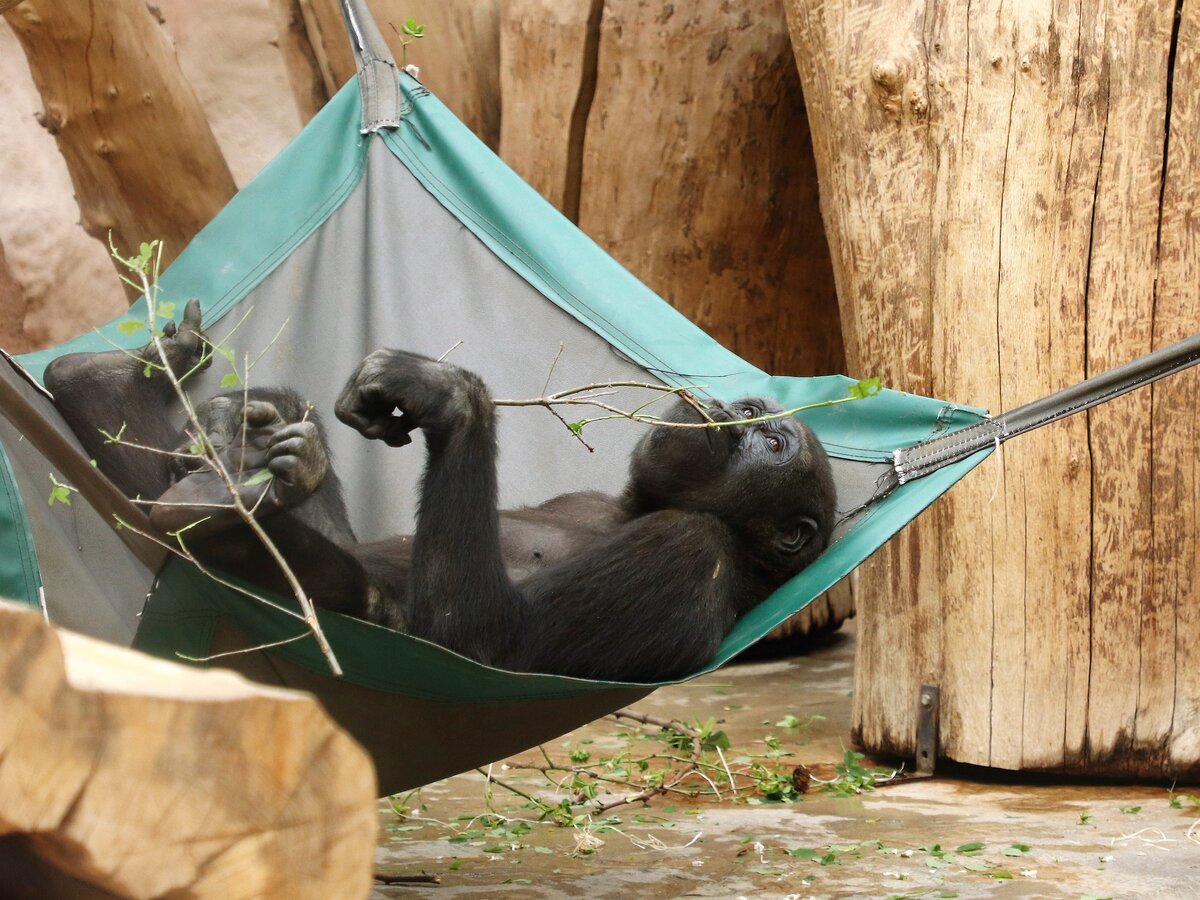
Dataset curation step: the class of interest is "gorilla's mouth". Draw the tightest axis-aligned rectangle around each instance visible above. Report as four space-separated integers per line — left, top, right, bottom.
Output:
697 399 743 457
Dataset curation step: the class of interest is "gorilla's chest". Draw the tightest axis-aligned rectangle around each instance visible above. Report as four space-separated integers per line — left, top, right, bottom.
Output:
498 491 625 582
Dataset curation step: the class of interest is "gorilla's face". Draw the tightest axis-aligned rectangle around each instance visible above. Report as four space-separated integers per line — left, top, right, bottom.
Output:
624 396 837 579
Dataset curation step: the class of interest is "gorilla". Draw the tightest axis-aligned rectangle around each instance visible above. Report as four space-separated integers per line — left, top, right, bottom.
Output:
46 301 836 681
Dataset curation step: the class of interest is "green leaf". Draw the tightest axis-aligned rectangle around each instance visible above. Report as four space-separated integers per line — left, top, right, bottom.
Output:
242 469 274 487
568 420 585 435
955 842 985 854
776 714 801 729
1002 844 1030 856
449 860 462 871
988 870 1014 879
132 241 155 272
958 858 991 872
1119 805 1142 815
220 372 241 389
848 376 882 400
117 319 146 336
787 848 819 859
157 300 176 319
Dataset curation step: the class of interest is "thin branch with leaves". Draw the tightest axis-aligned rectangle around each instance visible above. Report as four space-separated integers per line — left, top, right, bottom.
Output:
103 238 343 676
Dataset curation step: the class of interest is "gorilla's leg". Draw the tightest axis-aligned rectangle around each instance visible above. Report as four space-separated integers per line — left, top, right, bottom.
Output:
45 299 209 499
335 349 523 665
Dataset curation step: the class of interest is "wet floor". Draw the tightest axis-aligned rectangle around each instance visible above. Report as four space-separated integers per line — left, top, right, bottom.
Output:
372 624 1200 898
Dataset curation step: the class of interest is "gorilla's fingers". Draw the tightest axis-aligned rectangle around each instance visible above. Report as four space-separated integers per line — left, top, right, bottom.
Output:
337 381 397 436
162 320 178 339
380 420 414 447
243 400 284 429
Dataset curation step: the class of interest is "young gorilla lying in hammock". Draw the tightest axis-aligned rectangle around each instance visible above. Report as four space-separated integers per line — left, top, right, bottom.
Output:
46 301 836 681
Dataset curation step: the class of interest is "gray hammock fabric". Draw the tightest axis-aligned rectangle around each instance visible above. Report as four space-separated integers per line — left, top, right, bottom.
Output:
2 0 1197 793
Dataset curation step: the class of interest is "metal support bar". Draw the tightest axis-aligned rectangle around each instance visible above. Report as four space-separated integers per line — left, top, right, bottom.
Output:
915 684 939 775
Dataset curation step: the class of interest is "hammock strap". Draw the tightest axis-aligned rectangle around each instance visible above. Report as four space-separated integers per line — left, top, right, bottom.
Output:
893 332 1200 484
339 0 403 133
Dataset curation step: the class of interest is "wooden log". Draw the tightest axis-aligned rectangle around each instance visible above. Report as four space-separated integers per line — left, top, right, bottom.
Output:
574 0 844 378
0 602 377 898
498 0 600 216
0 239 34 354
3 0 236 284
785 0 1200 778
268 0 334 124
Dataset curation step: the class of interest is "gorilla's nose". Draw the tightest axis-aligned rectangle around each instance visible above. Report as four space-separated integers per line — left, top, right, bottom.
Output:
700 399 745 449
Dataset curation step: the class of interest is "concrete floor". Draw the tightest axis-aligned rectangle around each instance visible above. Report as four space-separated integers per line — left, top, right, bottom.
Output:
372 625 1200 898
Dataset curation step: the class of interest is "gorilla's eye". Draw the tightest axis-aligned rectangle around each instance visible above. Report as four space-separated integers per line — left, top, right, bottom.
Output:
740 406 756 418
766 434 783 452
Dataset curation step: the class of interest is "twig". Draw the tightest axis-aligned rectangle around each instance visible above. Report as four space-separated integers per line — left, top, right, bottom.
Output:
608 708 698 735
541 341 565 398
437 340 463 362
176 630 311 663
125 245 342 677
475 767 550 811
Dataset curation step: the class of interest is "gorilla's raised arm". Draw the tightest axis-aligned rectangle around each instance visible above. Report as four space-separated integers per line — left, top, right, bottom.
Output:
335 350 523 664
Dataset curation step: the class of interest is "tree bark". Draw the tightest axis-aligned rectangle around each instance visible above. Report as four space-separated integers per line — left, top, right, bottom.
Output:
268 0 335 124
786 0 1199 778
498 0 600 216
0 602 377 898
4 0 236 286
0 239 37 354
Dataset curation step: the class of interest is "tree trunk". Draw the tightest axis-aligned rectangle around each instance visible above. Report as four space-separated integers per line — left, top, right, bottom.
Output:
0 239 37 354
498 0 601 217
4 0 236 286
0 602 377 898
578 0 844 378
268 0 335 124
786 0 1199 778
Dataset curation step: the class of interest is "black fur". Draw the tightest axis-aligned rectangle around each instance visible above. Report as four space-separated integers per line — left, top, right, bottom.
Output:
47 303 837 681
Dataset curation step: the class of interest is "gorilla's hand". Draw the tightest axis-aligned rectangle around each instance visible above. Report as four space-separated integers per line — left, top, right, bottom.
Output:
263 419 328 508
226 400 328 509
151 399 328 534
335 349 492 447
145 298 211 376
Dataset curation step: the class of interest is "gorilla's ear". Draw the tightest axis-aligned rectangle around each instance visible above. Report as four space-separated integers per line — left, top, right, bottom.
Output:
775 517 820 556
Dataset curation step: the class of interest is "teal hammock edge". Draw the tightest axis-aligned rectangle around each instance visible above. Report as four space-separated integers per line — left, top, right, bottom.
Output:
133 445 991 701
0 439 42 611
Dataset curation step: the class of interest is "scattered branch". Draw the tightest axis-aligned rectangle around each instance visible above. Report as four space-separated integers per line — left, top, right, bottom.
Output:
107 238 342 676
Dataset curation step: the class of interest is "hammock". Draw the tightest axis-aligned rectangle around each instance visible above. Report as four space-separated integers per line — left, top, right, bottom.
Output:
2 1 1197 795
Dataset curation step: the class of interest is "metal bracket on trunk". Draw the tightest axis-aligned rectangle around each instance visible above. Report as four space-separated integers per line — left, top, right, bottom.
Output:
916 684 939 775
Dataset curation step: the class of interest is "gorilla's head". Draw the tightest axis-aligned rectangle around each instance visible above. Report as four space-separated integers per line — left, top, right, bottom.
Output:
622 395 837 580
